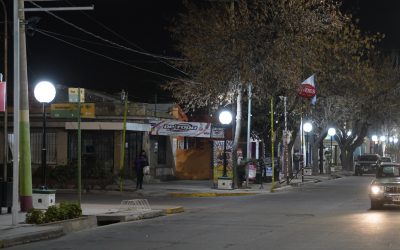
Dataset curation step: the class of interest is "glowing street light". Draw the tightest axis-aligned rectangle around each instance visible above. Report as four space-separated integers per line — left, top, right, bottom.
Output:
303 122 313 170
219 110 233 177
303 122 313 133
34 81 56 187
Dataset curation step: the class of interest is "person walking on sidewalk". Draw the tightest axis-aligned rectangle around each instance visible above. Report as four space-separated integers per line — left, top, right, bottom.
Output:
135 150 148 189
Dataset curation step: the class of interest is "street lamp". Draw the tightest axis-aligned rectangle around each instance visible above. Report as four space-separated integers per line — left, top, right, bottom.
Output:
303 122 313 167
328 128 336 170
219 110 233 177
34 81 56 188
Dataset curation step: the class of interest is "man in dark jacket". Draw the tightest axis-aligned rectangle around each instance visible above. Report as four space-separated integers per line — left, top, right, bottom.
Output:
135 150 148 189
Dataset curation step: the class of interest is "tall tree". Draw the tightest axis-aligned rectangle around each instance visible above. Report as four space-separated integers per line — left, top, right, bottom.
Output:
167 0 352 185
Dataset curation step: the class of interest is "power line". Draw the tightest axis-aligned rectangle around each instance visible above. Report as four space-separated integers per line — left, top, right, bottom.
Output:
63 0 189 75
33 27 122 49
34 28 178 64
35 28 198 84
28 0 190 79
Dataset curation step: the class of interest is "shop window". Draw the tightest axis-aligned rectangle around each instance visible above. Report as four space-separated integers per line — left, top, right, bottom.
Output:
158 136 167 164
180 137 204 150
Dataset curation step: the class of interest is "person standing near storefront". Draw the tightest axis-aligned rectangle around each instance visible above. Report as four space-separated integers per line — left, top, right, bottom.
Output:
135 150 148 189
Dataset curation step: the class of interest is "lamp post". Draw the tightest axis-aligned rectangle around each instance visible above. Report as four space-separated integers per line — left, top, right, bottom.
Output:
394 137 399 162
34 81 56 188
303 122 312 181
219 110 233 177
379 135 386 156
303 122 313 165
371 135 378 154
328 128 336 172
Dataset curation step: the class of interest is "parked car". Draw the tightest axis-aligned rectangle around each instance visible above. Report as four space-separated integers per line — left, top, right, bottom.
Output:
354 154 381 176
381 156 393 163
368 163 400 209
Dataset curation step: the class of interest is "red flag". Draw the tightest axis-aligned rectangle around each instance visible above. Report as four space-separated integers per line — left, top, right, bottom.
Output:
0 82 6 112
298 75 316 99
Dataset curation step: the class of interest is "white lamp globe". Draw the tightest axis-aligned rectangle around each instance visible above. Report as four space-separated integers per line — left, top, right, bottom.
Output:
347 130 352 136
303 122 312 133
389 137 394 143
328 128 336 136
34 81 56 103
380 135 386 142
371 135 378 142
219 110 232 125
394 138 399 144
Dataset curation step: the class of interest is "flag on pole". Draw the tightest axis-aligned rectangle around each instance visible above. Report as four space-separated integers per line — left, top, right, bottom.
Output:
310 95 317 105
0 81 6 112
298 74 316 99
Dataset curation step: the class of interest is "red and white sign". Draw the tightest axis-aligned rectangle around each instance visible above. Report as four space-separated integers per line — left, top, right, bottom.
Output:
0 82 6 112
298 75 316 98
150 120 224 138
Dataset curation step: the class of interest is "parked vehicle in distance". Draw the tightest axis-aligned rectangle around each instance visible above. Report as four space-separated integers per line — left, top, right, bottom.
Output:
369 163 400 209
354 154 381 176
381 156 393 163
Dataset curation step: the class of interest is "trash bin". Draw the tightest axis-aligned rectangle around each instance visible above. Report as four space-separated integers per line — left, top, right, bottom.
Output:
32 188 56 209
304 167 312 176
0 182 12 214
218 177 233 190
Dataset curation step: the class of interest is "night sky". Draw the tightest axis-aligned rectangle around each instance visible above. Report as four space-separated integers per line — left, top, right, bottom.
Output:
24 0 184 103
3 1 400 103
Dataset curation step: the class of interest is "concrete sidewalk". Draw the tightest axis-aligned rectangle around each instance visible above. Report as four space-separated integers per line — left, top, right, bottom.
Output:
0 171 351 248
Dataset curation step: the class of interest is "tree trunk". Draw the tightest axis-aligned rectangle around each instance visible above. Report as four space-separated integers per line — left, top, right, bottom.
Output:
341 148 355 171
288 129 298 178
312 137 319 175
319 141 324 174
232 87 242 189
312 132 325 175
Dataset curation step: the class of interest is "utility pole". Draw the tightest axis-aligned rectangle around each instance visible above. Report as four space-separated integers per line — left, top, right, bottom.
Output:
12 0 94 219
284 96 289 185
119 90 128 192
19 0 33 212
12 0 20 225
77 88 81 205
270 97 275 192
0 0 8 183
246 84 252 187
280 96 289 185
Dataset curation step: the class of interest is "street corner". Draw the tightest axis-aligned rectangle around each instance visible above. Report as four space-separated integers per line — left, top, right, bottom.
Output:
163 206 185 214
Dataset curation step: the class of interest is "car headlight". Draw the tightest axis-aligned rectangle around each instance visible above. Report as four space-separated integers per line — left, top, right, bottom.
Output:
370 185 384 195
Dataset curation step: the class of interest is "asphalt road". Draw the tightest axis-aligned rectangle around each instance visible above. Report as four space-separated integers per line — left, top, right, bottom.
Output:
9 176 400 250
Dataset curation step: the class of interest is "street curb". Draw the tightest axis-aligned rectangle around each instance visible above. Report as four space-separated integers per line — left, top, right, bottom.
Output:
0 226 64 249
163 206 185 214
96 210 164 224
169 192 258 198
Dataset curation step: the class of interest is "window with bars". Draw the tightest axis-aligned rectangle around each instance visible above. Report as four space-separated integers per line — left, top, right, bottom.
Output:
68 131 114 173
30 132 57 164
